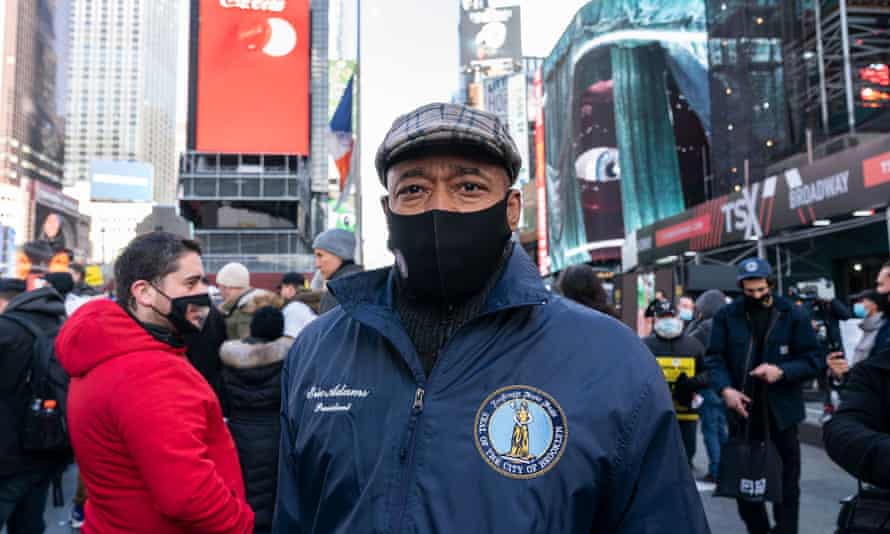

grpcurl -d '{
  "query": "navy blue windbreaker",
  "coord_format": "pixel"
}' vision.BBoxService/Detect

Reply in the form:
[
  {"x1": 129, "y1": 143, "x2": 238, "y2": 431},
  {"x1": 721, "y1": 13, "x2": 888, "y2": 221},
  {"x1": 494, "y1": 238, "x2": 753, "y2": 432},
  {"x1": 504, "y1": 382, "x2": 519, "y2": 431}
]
[{"x1": 273, "y1": 245, "x2": 710, "y2": 533}]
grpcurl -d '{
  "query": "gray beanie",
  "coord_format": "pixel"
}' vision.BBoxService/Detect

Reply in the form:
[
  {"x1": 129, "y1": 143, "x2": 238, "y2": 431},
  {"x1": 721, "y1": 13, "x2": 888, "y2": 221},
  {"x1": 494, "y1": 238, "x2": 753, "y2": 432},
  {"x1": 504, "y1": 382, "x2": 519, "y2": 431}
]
[{"x1": 312, "y1": 229, "x2": 356, "y2": 262}]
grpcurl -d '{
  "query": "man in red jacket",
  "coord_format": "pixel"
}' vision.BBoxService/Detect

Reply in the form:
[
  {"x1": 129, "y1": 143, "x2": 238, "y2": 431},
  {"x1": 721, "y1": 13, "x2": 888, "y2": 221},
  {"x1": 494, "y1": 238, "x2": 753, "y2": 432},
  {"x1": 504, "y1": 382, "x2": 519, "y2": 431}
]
[{"x1": 56, "y1": 232, "x2": 254, "y2": 534}]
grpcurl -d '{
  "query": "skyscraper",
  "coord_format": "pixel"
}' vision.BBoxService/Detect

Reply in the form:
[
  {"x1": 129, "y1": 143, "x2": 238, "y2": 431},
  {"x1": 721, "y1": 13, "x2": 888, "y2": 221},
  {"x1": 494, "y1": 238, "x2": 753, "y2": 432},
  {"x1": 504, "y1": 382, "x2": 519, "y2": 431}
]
[{"x1": 64, "y1": 0, "x2": 180, "y2": 205}]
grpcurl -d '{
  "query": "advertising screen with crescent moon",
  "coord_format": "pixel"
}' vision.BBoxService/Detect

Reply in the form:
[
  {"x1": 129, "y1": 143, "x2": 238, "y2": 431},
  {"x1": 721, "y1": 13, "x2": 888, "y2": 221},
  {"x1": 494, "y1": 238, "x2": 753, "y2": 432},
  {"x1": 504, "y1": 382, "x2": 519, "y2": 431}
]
[{"x1": 195, "y1": 0, "x2": 310, "y2": 155}]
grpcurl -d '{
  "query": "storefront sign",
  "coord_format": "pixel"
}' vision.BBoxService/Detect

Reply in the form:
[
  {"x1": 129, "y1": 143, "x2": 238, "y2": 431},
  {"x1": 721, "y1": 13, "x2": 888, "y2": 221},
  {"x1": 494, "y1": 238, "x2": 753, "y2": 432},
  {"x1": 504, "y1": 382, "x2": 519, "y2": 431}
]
[{"x1": 638, "y1": 137, "x2": 890, "y2": 264}]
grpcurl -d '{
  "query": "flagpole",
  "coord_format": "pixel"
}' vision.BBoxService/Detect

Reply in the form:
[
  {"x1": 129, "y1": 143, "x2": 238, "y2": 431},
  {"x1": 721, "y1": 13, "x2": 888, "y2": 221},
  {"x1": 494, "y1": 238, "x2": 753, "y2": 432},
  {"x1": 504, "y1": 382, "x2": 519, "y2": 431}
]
[{"x1": 353, "y1": 0, "x2": 363, "y2": 265}]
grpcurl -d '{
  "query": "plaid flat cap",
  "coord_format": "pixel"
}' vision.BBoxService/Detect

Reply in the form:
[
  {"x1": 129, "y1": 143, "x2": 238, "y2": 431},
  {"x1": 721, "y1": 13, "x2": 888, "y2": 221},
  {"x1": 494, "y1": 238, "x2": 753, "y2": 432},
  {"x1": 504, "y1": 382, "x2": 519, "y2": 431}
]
[{"x1": 375, "y1": 103, "x2": 522, "y2": 186}]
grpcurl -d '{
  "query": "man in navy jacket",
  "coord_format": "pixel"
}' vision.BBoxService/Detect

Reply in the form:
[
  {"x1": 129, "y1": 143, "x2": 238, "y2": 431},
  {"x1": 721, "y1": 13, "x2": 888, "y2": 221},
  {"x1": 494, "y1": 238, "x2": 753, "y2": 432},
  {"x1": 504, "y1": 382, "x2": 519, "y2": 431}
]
[
  {"x1": 273, "y1": 103, "x2": 709, "y2": 533},
  {"x1": 706, "y1": 258, "x2": 822, "y2": 534}
]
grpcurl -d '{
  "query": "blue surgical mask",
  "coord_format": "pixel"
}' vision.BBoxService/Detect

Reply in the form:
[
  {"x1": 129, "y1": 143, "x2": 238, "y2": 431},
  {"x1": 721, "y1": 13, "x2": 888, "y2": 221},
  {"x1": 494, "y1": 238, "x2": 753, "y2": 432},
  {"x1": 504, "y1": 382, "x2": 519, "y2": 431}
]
[
  {"x1": 853, "y1": 303, "x2": 867, "y2": 318},
  {"x1": 654, "y1": 317, "x2": 684, "y2": 339},
  {"x1": 679, "y1": 309, "x2": 694, "y2": 322}
]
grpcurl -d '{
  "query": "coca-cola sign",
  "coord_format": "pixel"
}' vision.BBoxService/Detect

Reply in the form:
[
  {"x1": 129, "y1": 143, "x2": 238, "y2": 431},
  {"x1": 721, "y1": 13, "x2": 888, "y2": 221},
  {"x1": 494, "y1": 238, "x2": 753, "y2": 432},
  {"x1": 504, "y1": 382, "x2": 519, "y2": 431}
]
[{"x1": 219, "y1": 0, "x2": 285, "y2": 13}]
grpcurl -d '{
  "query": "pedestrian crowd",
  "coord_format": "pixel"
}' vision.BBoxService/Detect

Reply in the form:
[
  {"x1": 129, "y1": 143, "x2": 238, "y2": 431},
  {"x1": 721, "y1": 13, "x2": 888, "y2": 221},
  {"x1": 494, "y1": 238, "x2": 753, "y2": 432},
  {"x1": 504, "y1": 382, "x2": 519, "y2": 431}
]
[{"x1": 1, "y1": 102, "x2": 888, "y2": 533}]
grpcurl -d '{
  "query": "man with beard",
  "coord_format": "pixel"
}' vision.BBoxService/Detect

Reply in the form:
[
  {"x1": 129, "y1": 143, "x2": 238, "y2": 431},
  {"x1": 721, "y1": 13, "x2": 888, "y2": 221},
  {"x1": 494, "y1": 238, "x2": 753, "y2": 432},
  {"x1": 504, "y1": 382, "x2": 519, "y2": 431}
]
[
  {"x1": 705, "y1": 258, "x2": 822, "y2": 534},
  {"x1": 56, "y1": 232, "x2": 254, "y2": 533},
  {"x1": 273, "y1": 103, "x2": 708, "y2": 533}
]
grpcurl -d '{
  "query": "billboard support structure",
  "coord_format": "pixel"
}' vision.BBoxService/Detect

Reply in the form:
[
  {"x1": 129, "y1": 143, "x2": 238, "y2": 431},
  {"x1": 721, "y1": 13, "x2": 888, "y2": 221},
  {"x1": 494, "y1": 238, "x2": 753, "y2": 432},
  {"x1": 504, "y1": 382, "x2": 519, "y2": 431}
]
[
  {"x1": 814, "y1": 0, "x2": 829, "y2": 136},
  {"x1": 886, "y1": 206, "x2": 890, "y2": 253},
  {"x1": 839, "y1": 0, "x2": 856, "y2": 135}
]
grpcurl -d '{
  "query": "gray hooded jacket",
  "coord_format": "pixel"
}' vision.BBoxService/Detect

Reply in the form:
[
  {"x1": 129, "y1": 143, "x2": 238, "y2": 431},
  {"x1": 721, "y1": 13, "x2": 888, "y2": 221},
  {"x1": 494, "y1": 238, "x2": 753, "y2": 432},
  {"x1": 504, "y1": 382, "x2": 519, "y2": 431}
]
[{"x1": 687, "y1": 290, "x2": 727, "y2": 351}]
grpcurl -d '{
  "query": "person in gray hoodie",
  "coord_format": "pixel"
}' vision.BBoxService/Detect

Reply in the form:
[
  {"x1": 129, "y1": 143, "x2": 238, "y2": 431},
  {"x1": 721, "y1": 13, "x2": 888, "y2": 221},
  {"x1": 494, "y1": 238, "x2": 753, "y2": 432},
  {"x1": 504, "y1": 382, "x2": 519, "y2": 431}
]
[
  {"x1": 687, "y1": 289, "x2": 729, "y2": 482},
  {"x1": 826, "y1": 290, "x2": 886, "y2": 381}
]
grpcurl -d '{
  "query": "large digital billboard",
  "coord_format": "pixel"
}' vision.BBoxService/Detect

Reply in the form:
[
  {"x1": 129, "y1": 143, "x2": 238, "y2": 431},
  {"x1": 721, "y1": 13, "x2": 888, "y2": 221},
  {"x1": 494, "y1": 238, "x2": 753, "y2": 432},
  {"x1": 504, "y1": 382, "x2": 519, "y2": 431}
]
[
  {"x1": 195, "y1": 0, "x2": 310, "y2": 155},
  {"x1": 32, "y1": 182, "x2": 82, "y2": 256},
  {"x1": 637, "y1": 137, "x2": 890, "y2": 265},
  {"x1": 459, "y1": 5, "x2": 522, "y2": 72},
  {"x1": 541, "y1": 0, "x2": 788, "y2": 272}
]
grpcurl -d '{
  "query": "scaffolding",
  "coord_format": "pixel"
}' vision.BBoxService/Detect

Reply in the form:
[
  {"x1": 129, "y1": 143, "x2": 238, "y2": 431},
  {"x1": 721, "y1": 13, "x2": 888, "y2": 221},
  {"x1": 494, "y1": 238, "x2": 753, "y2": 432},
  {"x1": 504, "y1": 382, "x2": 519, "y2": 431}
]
[
  {"x1": 178, "y1": 151, "x2": 314, "y2": 273},
  {"x1": 782, "y1": 0, "x2": 890, "y2": 142}
]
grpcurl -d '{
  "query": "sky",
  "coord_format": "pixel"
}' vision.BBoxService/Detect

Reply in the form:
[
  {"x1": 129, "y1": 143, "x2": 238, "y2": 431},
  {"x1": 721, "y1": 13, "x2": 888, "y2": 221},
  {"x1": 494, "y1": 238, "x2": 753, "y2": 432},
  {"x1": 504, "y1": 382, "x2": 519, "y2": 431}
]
[
  {"x1": 496, "y1": 0, "x2": 589, "y2": 58},
  {"x1": 170, "y1": 0, "x2": 592, "y2": 267},
  {"x1": 356, "y1": 0, "x2": 589, "y2": 267}
]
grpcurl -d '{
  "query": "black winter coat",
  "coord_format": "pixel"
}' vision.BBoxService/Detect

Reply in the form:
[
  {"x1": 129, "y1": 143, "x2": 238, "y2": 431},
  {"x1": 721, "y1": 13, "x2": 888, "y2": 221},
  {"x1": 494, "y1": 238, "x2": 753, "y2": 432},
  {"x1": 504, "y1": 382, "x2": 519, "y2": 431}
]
[
  {"x1": 184, "y1": 306, "x2": 229, "y2": 413},
  {"x1": 823, "y1": 346, "x2": 890, "y2": 488},
  {"x1": 0, "y1": 288, "x2": 67, "y2": 477},
  {"x1": 221, "y1": 336, "x2": 293, "y2": 534},
  {"x1": 705, "y1": 296, "x2": 823, "y2": 431}
]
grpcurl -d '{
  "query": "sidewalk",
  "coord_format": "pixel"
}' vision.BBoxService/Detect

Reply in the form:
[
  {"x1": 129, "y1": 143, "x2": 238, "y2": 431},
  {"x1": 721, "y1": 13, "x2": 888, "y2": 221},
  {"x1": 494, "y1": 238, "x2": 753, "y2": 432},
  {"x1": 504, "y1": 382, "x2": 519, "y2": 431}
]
[
  {"x1": 0, "y1": 464, "x2": 79, "y2": 534},
  {"x1": 801, "y1": 400, "x2": 829, "y2": 448}
]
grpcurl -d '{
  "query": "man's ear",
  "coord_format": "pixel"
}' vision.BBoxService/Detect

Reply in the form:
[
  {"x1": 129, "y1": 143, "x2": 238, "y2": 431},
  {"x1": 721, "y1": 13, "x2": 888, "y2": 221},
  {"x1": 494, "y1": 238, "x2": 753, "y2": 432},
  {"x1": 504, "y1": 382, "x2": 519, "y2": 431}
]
[
  {"x1": 380, "y1": 195, "x2": 390, "y2": 214},
  {"x1": 130, "y1": 279, "x2": 155, "y2": 308},
  {"x1": 506, "y1": 189, "x2": 522, "y2": 231}
]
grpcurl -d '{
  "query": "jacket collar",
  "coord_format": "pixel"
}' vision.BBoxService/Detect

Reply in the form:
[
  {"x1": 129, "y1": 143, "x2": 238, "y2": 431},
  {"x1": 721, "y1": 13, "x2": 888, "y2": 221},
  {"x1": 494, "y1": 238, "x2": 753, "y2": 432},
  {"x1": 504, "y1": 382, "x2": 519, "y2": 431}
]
[
  {"x1": 728, "y1": 294, "x2": 794, "y2": 316},
  {"x1": 329, "y1": 242, "x2": 549, "y2": 316},
  {"x1": 328, "y1": 243, "x2": 549, "y2": 383}
]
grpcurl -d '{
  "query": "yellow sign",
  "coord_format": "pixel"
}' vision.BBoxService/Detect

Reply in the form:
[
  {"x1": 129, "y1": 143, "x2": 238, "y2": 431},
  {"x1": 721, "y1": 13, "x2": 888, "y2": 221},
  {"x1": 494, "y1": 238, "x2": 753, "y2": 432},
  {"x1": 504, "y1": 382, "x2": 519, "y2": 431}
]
[
  {"x1": 85, "y1": 265, "x2": 104, "y2": 287},
  {"x1": 656, "y1": 356, "x2": 698, "y2": 421}
]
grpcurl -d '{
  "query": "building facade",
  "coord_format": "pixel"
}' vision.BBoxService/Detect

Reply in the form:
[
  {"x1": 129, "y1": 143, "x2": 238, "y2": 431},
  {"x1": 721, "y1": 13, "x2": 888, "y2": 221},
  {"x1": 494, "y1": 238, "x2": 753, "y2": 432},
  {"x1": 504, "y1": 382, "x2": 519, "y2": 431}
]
[
  {"x1": 0, "y1": 0, "x2": 72, "y2": 241},
  {"x1": 64, "y1": 0, "x2": 179, "y2": 204},
  {"x1": 180, "y1": 0, "x2": 319, "y2": 275}
]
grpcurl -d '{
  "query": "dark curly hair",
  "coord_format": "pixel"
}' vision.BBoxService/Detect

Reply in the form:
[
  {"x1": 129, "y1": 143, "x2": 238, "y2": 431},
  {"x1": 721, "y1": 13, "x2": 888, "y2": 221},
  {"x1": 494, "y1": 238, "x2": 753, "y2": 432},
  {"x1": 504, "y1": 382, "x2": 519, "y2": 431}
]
[
  {"x1": 557, "y1": 264, "x2": 619, "y2": 318},
  {"x1": 114, "y1": 232, "x2": 202, "y2": 307}
]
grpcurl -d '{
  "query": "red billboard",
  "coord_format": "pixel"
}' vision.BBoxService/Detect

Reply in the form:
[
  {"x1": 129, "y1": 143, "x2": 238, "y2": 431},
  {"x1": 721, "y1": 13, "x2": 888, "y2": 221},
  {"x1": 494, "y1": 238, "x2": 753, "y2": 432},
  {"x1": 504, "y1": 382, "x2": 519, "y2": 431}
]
[{"x1": 196, "y1": 0, "x2": 310, "y2": 155}]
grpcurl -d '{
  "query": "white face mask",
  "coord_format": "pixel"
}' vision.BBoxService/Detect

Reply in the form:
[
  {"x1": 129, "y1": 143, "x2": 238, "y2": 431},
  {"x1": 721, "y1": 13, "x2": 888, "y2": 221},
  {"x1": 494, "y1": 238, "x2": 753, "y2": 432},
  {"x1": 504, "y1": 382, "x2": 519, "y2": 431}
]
[{"x1": 654, "y1": 317, "x2": 684, "y2": 339}]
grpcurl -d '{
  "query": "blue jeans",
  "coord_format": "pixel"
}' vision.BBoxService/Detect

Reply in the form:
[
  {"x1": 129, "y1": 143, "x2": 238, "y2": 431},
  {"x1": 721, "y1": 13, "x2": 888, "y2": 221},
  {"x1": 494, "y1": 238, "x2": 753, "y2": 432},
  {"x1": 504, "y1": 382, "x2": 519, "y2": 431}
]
[
  {"x1": 0, "y1": 471, "x2": 52, "y2": 534},
  {"x1": 699, "y1": 388, "x2": 728, "y2": 478}
]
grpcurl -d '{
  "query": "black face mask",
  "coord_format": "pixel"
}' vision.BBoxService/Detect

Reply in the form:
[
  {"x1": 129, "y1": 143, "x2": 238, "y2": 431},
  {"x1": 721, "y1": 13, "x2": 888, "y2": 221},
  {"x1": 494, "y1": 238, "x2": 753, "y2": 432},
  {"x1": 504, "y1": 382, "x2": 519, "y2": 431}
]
[
  {"x1": 150, "y1": 285, "x2": 211, "y2": 335},
  {"x1": 744, "y1": 293, "x2": 773, "y2": 309},
  {"x1": 386, "y1": 195, "x2": 513, "y2": 306}
]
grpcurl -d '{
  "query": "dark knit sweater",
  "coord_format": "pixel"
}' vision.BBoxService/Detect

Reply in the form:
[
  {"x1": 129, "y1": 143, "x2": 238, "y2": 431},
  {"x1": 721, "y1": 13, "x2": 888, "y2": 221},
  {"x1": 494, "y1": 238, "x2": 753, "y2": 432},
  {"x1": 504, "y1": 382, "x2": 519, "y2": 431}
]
[{"x1": 395, "y1": 247, "x2": 511, "y2": 376}]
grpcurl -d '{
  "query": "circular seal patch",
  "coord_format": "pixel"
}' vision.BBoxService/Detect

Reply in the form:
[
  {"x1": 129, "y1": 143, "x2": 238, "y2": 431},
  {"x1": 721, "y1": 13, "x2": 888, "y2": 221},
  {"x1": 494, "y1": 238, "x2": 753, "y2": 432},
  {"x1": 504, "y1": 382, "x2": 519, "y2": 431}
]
[
  {"x1": 745, "y1": 260, "x2": 759, "y2": 273},
  {"x1": 474, "y1": 385, "x2": 568, "y2": 479}
]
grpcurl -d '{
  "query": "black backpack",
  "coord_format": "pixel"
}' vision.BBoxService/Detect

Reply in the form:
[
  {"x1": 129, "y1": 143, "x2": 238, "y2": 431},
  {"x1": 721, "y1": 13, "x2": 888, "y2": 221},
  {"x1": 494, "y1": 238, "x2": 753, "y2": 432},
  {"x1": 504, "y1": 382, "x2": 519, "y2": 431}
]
[{"x1": 2, "y1": 312, "x2": 71, "y2": 453}]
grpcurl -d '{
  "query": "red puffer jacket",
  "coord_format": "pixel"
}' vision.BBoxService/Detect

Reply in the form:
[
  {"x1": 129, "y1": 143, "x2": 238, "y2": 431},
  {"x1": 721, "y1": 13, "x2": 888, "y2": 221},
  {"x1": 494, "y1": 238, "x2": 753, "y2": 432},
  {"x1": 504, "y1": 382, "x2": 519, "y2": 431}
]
[{"x1": 56, "y1": 299, "x2": 254, "y2": 533}]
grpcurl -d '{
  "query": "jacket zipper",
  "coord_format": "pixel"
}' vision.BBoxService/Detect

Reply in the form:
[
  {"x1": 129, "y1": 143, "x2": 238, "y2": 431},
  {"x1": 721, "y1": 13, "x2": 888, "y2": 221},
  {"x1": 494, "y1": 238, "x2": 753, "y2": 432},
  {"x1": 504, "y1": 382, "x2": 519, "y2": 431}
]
[
  {"x1": 741, "y1": 310, "x2": 780, "y2": 393},
  {"x1": 390, "y1": 299, "x2": 546, "y2": 532},
  {"x1": 741, "y1": 313, "x2": 755, "y2": 393},
  {"x1": 394, "y1": 385, "x2": 425, "y2": 532}
]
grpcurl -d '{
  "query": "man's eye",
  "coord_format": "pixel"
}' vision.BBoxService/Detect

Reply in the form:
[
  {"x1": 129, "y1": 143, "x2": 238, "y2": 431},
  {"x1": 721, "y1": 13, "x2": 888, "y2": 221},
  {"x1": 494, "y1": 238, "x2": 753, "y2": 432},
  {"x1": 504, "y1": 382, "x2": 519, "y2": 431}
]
[
  {"x1": 398, "y1": 185, "x2": 425, "y2": 196},
  {"x1": 460, "y1": 183, "x2": 484, "y2": 193}
]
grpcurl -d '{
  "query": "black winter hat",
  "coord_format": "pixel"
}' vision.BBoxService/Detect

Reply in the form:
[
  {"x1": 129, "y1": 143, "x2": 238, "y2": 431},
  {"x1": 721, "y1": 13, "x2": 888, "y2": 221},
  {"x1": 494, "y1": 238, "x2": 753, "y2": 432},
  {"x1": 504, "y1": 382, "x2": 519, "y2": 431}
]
[
  {"x1": 43, "y1": 272, "x2": 75, "y2": 296},
  {"x1": 250, "y1": 306, "x2": 284, "y2": 342}
]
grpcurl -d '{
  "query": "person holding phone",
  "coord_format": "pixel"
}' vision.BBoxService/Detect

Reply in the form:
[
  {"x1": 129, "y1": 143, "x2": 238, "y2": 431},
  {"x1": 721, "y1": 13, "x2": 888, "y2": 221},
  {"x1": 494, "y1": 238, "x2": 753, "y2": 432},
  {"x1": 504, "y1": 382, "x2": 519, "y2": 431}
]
[{"x1": 827, "y1": 291, "x2": 886, "y2": 382}]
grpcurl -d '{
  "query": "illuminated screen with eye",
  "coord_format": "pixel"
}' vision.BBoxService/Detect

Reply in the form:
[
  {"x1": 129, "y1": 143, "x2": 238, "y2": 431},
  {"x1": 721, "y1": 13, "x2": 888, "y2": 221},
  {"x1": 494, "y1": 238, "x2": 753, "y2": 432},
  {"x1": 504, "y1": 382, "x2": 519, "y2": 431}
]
[{"x1": 574, "y1": 147, "x2": 621, "y2": 183}]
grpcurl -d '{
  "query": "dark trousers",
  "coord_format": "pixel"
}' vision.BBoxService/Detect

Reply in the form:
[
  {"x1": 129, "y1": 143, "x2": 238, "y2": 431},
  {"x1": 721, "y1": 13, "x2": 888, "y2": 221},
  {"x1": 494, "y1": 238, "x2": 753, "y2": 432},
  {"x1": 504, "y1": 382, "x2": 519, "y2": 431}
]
[
  {"x1": 0, "y1": 471, "x2": 52, "y2": 534},
  {"x1": 730, "y1": 410, "x2": 802, "y2": 534},
  {"x1": 73, "y1": 473, "x2": 87, "y2": 507},
  {"x1": 678, "y1": 419, "x2": 698, "y2": 465}
]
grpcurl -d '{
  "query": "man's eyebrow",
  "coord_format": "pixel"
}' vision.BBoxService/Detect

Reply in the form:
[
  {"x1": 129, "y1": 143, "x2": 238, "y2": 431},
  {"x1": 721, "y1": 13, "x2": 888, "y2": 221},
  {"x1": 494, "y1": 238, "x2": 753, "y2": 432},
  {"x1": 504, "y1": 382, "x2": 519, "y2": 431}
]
[{"x1": 394, "y1": 167, "x2": 428, "y2": 183}]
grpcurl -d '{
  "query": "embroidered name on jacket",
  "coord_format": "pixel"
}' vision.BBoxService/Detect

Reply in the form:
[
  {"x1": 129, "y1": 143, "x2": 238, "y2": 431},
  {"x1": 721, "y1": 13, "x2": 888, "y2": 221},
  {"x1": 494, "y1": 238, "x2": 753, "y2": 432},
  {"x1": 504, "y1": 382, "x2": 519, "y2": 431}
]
[
  {"x1": 307, "y1": 384, "x2": 370, "y2": 413},
  {"x1": 474, "y1": 385, "x2": 568, "y2": 479}
]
